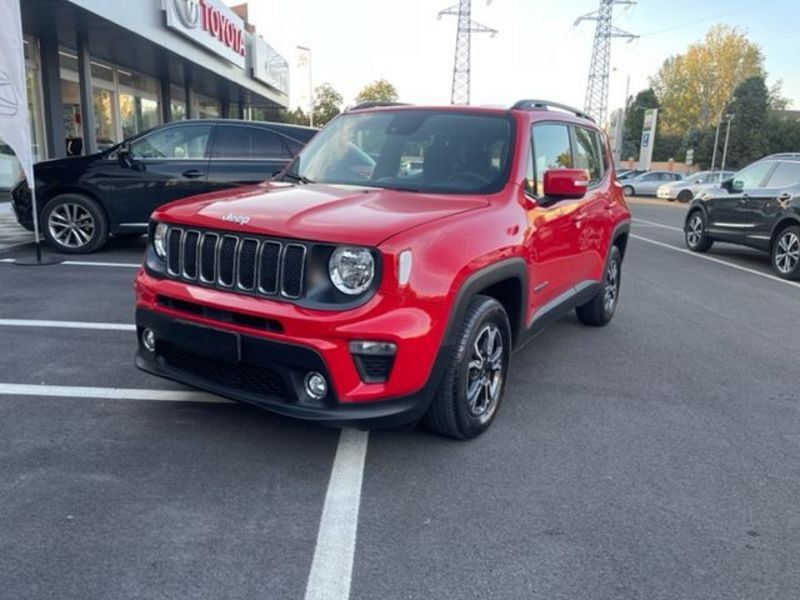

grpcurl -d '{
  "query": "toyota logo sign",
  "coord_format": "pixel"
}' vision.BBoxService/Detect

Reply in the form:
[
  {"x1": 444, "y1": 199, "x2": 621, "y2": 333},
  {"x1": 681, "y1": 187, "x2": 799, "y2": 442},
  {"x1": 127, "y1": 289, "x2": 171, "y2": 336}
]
[{"x1": 172, "y1": 0, "x2": 200, "y2": 29}]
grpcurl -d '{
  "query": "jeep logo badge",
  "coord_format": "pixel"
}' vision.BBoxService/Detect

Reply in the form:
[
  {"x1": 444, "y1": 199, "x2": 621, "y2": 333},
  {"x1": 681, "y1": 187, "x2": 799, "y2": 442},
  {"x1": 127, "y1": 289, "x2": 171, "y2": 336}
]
[{"x1": 222, "y1": 213, "x2": 250, "y2": 225}]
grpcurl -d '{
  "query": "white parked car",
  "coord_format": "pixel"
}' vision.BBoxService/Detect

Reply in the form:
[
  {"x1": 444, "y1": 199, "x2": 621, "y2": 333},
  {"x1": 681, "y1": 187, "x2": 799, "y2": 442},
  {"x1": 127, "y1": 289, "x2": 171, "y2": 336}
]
[
  {"x1": 656, "y1": 170, "x2": 735, "y2": 202},
  {"x1": 621, "y1": 171, "x2": 684, "y2": 196}
]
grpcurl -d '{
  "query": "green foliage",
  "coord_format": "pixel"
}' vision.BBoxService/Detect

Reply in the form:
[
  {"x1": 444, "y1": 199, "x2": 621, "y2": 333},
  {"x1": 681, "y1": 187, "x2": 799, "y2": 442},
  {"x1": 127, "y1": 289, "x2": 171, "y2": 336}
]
[
  {"x1": 354, "y1": 79, "x2": 400, "y2": 106},
  {"x1": 313, "y1": 83, "x2": 344, "y2": 127},
  {"x1": 651, "y1": 24, "x2": 765, "y2": 135},
  {"x1": 275, "y1": 107, "x2": 311, "y2": 126},
  {"x1": 718, "y1": 76, "x2": 770, "y2": 169},
  {"x1": 653, "y1": 134, "x2": 683, "y2": 162}
]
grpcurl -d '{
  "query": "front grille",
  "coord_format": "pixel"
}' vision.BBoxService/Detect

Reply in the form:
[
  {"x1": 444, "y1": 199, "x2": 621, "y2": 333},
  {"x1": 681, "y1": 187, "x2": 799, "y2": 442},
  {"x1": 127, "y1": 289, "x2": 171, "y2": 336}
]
[
  {"x1": 164, "y1": 227, "x2": 308, "y2": 299},
  {"x1": 160, "y1": 344, "x2": 292, "y2": 400}
]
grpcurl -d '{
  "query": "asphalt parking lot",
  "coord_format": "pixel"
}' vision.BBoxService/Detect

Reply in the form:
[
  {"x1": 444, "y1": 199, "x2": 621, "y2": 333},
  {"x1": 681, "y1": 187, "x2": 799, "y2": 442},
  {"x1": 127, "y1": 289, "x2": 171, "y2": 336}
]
[{"x1": 1, "y1": 198, "x2": 799, "y2": 600}]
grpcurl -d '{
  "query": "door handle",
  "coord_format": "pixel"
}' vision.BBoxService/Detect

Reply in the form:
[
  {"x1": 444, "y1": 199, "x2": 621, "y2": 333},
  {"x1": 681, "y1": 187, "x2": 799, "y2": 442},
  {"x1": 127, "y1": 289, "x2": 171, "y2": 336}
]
[{"x1": 182, "y1": 169, "x2": 205, "y2": 179}]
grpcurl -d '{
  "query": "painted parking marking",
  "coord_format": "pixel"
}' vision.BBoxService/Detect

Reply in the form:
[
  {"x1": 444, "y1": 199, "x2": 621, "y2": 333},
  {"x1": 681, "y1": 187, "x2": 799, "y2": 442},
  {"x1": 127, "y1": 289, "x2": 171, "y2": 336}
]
[
  {"x1": 304, "y1": 429, "x2": 369, "y2": 600},
  {"x1": 0, "y1": 318, "x2": 135, "y2": 331},
  {"x1": 632, "y1": 217, "x2": 683, "y2": 232},
  {"x1": 0, "y1": 258, "x2": 139, "y2": 268},
  {"x1": 0, "y1": 383, "x2": 229, "y2": 403},
  {"x1": 630, "y1": 234, "x2": 800, "y2": 290}
]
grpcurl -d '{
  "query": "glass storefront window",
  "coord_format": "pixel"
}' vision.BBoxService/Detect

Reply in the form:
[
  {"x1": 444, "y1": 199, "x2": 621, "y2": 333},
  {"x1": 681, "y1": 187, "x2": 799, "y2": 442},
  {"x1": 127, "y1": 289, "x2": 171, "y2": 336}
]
[
  {"x1": 195, "y1": 94, "x2": 221, "y2": 119},
  {"x1": 93, "y1": 88, "x2": 117, "y2": 150},
  {"x1": 120, "y1": 94, "x2": 159, "y2": 140}
]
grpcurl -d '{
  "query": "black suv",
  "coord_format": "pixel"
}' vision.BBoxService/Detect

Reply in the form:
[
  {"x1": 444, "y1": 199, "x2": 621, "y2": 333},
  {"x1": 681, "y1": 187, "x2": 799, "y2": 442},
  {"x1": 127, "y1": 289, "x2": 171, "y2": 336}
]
[
  {"x1": 10, "y1": 119, "x2": 316, "y2": 253},
  {"x1": 684, "y1": 153, "x2": 800, "y2": 279}
]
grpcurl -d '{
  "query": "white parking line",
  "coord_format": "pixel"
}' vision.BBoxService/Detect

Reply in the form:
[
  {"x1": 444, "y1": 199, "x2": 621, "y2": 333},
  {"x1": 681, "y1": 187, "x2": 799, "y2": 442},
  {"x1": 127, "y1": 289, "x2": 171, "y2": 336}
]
[
  {"x1": 632, "y1": 217, "x2": 683, "y2": 232},
  {"x1": 304, "y1": 428, "x2": 369, "y2": 600},
  {"x1": 0, "y1": 258, "x2": 139, "y2": 268},
  {"x1": 631, "y1": 234, "x2": 800, "y2": 290},
  {"x1": 0, "y1": 319, "x2": 135, "y2": 331},
  {"x1": 0, "y1": 383, "x2": 229, "y2": 403}
]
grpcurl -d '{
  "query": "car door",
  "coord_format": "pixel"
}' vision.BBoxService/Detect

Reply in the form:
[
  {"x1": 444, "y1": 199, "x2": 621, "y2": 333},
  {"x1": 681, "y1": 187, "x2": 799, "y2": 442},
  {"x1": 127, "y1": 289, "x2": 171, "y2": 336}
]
[
  {"x1": 206, "y1": 124, "x2": 293, "y2": 194},
  {"x1": 92, "y1": 123, "x2": 213, "y2": 229},
  {"x1": 633, "y1": 172, "x2": 661, "y2": 195},
  {"x1": 571, "y1": 124, "x2": 610, "y2": 282},
  {"x1": 524, "y1": 122, "x2": 587, "y2": 323},
  {"x1": 739, "y1": 161, "x2": 800, "y2": 249},
  {"x1": 705, "y1": 160, "x2": 777, "y2": 243}
]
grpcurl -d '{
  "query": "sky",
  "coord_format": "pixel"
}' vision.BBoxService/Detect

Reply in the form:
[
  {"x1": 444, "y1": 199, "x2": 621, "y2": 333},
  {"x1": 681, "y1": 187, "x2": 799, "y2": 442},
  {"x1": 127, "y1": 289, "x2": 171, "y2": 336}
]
[{"x1": 238, "y1": 0, "x2": 799, "y2": 113}]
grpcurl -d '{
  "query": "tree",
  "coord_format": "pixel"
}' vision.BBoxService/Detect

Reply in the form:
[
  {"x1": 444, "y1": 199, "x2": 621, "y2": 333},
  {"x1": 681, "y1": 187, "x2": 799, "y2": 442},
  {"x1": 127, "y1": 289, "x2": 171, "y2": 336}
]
[
  {"x1": 621, "y1": 89, "x2": 658, "y2": 160},
  {"x1": 719, "y1": 76, "x2": 770, "y2": 169},
  {"x1": 354, "y1": 79, "x2": 399, "y2": 106},
  {"x1": 312, "y1": 83, "x2": 343, "y2": 127},
  {"x1": 275, "y1": 107, "x2": 310, "y2": 126},
  {"x1": 651, "y1": 25, "x2": 765, "y2": 136}
]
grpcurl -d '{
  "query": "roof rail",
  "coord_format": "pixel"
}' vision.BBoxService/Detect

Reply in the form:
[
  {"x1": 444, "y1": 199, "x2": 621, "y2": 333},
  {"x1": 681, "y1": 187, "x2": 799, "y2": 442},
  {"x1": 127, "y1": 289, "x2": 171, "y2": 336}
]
[
  {"x1": 764, "y1": 152, "x2": 800, "y2": 160},
  {"x1": 347, "y1": 101, "x2": 410, "y2": 111},
  {"x1": 511, "y1": 99, "x2": 595, "y2": 122}
]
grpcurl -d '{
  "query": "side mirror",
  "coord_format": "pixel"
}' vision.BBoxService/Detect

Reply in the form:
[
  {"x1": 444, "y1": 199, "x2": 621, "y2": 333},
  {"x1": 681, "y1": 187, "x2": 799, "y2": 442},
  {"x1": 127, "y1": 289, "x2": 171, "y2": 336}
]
[
  {"x1": 542, "y1": 169, "x2": 590, "y2": 200},
  {"x1": 730, "y1": 179, "x2": 744, "y2": 193},
  {"x1": 117, "y1": 143, "x2": 133, "y2": 167}
]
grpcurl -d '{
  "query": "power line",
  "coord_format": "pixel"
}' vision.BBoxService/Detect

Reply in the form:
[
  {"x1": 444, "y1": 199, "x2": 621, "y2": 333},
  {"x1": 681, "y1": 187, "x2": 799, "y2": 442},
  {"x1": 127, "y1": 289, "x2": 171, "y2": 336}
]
[
  {"x1": 575, "y1": 0, "x2": 638, "y2": 125},
  {"x1": 438, "y1": 0, "x2": 497, "y2": 105}
]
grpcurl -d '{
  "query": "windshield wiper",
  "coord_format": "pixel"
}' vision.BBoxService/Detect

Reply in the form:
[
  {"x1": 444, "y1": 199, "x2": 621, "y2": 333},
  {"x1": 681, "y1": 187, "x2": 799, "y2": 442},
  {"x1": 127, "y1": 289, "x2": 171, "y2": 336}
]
[{"x1": 283, "y1": 172, "x2": 315, "y2": 185}]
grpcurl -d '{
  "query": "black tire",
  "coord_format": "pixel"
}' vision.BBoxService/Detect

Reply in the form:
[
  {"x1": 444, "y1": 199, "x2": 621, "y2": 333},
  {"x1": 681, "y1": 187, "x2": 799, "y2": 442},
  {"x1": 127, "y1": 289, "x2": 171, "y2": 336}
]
[
  {"x1": 771, "y1": 225, "x2": 800, "y2": 280},
  {"x1": 576, "y1": 245, "x2": 622, "y2": 327},
  {"x1": 623, "y1": 185, "x2": 634, "y2": 197},
  {"x1": 677, "y1": 189, "x2": 693, "y2": 203},
  {"x1": 42, "y1": 193, "x2": 109, "y2": 254},
  {"x1": 424, "y1": 295, "x2": 511, "y2": 440},
  {"x1": 684, "y1": 210, "x2": 713, "y2": 253}
]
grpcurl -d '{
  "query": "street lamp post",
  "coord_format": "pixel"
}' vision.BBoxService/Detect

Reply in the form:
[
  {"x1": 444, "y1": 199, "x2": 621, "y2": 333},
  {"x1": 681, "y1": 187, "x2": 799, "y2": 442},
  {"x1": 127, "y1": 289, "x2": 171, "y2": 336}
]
[
  {"x1": 297, "y1": 45, "x2": 313, "y2": 127},
  {"x1": 721, "y1": 113, "x2": 734, "y2": 171},
  {"x1": 710, "y1": 116, "x2": 722, "y2": 171}
]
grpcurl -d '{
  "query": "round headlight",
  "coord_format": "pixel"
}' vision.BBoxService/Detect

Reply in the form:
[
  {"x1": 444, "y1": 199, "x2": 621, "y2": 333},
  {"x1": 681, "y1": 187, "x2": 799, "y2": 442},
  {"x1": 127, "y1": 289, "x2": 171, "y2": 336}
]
[
  {"x1": 329, "y1": 246, "x2": 375, "y2": 295},
  {"x1": 153, "y1": 222, "x2": 169, "y2": 260}
]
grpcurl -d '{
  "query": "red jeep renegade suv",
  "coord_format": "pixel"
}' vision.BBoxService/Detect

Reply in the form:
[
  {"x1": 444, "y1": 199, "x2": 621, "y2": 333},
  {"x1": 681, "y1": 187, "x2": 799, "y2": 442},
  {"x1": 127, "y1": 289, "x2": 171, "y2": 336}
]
[{"x1": 135, "y1": 100, "x2": 631, "y2": 439}]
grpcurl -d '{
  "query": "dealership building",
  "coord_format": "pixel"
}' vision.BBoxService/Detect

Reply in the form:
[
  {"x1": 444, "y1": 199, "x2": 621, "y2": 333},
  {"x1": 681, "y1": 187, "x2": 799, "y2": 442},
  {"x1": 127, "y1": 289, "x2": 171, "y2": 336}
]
[{"x1": 2, "y1": 0, "x2": 289, "y2": 187}]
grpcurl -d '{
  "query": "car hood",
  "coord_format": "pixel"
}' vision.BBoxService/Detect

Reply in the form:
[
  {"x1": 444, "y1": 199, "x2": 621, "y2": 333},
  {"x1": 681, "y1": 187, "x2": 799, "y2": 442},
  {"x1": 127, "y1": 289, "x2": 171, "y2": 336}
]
[
  {"x1": 153, "y1": 182, "x2": 490, "y2": 246},
  {"x1": 34, "y1": 153, "x2": 104, "y2": 173}
]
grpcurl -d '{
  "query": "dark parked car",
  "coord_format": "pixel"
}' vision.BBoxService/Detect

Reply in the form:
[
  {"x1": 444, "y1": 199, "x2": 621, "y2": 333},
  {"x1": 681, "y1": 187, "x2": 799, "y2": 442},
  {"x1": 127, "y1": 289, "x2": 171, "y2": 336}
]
[
  {"x1": 684, "y1": 153, "x2": 800, "y2": 279},
  {"x1": 10, "y1": 119, "x2": 317, "y2": 253}
]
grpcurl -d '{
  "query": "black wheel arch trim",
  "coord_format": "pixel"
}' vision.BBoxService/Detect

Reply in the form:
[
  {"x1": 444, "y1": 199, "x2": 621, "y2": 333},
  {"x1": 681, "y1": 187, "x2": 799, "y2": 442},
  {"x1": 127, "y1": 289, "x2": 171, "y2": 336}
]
[
  {"x1": 441, "y1": 257, "x2": 529, "y2": 351},
  {"x1": 770, "y1": 217, "x2": 800, "y2": 246}
]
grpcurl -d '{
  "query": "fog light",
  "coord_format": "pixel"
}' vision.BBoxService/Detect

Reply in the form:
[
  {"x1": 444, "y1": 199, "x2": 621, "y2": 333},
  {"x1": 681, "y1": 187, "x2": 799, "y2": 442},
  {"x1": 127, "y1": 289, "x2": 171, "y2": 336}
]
[
  {"x1": 305, "y1": 372, "x2": 328, "y2": 400},
  {"x1": 142, "y1": 328, "x2": 156, "y2": 352},
  {"x1": 349, "y1": 340, "x2": 397, "y2": 356}
]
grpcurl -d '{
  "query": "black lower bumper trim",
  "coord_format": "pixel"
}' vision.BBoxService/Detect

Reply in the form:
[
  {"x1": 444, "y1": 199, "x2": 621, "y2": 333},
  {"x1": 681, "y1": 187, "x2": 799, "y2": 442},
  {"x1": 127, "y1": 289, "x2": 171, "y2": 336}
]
[{"x1": 135, "y1": 308, "x2": 438, "y2": 428}]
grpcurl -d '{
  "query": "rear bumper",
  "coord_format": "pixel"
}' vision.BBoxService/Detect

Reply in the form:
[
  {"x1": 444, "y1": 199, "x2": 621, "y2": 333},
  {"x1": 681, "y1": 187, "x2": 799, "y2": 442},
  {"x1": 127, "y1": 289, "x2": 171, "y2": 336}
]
[{"x1": 134, "y1": 307, "x2": 442, "y2": 428}]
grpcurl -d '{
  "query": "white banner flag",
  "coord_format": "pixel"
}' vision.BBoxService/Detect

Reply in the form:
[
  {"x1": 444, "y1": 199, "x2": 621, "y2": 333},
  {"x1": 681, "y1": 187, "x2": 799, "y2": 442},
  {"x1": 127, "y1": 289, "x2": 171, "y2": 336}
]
[{"x1": 0, "y1": 0, "x2": 32, "y2": 187}]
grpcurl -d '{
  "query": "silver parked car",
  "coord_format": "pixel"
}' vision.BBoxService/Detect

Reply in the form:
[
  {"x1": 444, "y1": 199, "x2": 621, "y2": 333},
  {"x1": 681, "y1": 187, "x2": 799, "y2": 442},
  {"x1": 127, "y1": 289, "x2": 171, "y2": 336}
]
[
  {"x1": 621, "y1": 171, "x2": 684, "y2": 196},
  {"x1": 656, "y1": 170, "x2": 735, "y2": 202}
]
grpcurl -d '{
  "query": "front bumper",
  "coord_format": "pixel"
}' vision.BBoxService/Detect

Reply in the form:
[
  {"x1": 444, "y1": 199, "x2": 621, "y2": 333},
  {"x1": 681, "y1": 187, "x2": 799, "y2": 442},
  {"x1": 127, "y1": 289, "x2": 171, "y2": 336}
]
[
  {"x1": 134, "y1": 266, "x2": 451, "y2": 426},
  {"x1": 135, "y1": 308, "x2": 439, "y2": 428}
]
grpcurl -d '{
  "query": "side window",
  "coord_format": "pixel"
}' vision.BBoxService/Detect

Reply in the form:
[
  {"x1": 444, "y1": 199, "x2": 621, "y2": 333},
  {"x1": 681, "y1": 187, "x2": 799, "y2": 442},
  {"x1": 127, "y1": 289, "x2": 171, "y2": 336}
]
[
  {"x1": 573, "y1": 127, "x2": 602, "y2": 183},
  {"x1": 531, "y1": 123, "x2": 573, "y2": 196},
  {"x1": 732, "y1": 161, "x2": 774, "y2": 190},
  {"x1": 213, "y1": 126, "x2": 286, "y2": 159},
  {"x1": 765, "y1": 162, "x2": 800, "y2": 188},
  {"x1": 129, "y1": 125, "x2": 212, "y2": 159}
]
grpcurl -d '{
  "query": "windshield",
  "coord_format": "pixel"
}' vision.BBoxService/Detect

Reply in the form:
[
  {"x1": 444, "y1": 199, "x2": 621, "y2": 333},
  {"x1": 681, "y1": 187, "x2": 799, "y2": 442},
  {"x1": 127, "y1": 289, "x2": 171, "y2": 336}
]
[{"x1": 285, "y1": 110, "x2": 514, "y2": 194}]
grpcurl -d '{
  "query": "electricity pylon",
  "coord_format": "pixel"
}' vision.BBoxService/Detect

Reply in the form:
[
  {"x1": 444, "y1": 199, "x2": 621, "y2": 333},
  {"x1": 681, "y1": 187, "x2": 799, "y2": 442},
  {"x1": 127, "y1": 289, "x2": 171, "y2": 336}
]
[
  {"x1": 439, "y1": 0, "x2": 497, "y2": 105},
  {"x1": 575, "y1": 0, "x2": 637, "y2": 125}
]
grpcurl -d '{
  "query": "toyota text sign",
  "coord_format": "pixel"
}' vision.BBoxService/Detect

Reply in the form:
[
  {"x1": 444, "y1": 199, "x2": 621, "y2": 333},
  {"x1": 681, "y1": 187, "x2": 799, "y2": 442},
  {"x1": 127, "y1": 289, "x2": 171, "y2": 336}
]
[{"x1": 163, "y1": 0, "x2": 246, "y2": 69}]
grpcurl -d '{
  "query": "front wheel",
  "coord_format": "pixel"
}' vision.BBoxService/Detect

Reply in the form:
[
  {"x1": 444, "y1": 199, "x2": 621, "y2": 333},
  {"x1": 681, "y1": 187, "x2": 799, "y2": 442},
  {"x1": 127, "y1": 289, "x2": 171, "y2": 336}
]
[
  {"x1": 424, "y1": 295, "x2": 511, "y2": 440},
  {"x1": 771, "y1": 226, "x2": 800, "y2": 280},
  {"x1": 576, "y1": 245, "x2": 622, "y2": 327},
  {"x1": 685, "y1": 211, "x2": 713, "y2": 252},
  {"x1": 42, "y1": 194, "x2": 109, "y2": 254},
  {"x1": 623, "y1": 185, "x2": 634, "y2": 197},
  {"x1": 677, "y1": 190, "x2": 693, "y2": 203}
]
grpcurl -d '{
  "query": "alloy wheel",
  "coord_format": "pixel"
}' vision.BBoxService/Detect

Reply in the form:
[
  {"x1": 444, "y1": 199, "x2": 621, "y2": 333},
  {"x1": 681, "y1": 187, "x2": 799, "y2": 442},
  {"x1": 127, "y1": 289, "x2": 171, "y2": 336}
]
[
  {"x1": 466, "y1": 323, "x2": 504, "y2": 421},
  {"x1": 775, "y1": 231, "x2": 800, "y2": 274},
  {"x1": 686, "y1": 214, "x2": 704, "y2": 247},
  {"x1": 48, "y1": 203, "x2": 95, "y2": 249},
  {"x1": 603, "y1": 258, "x2": 620, "y2": 314}
]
